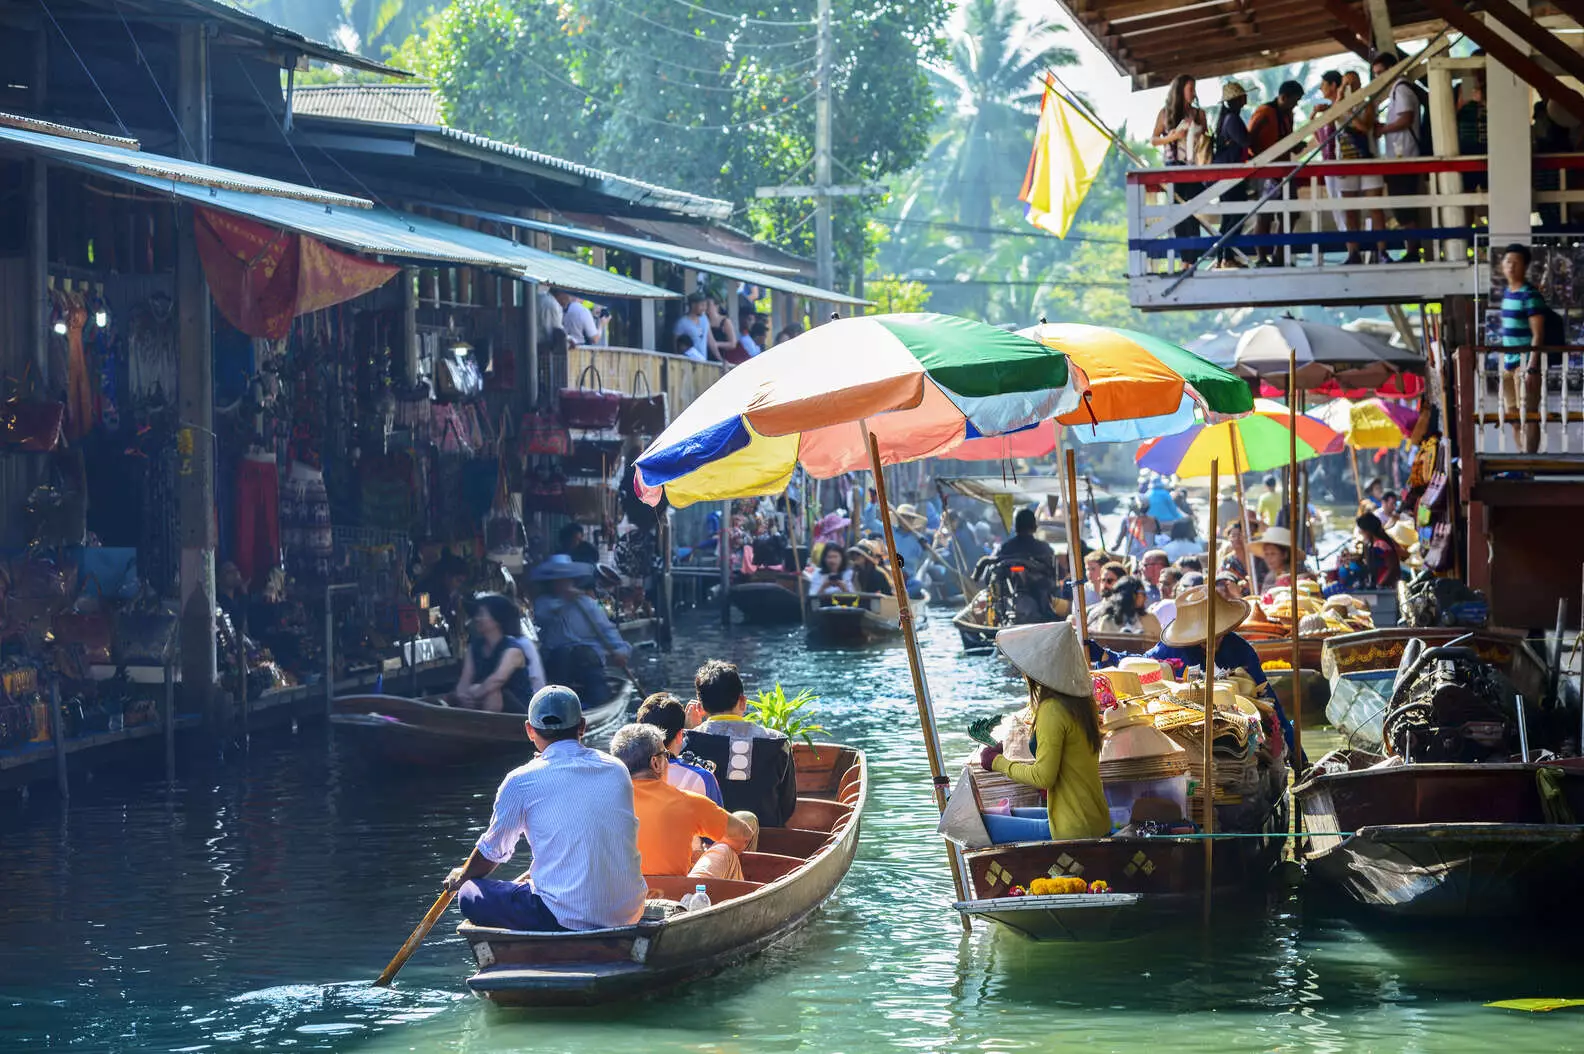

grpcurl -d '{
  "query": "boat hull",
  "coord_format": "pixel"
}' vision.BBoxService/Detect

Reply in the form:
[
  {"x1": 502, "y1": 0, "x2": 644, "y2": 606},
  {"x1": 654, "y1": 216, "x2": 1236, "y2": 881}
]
[
  {"x1": 956, "y1": 796, "x2": 1288, "y2": 941},
  {"x1": 1296, "y1": 759, "x2": 1584, "y2": 919},
  {"x1": 459, "y1": 743, "x2": 866, "y2": 1005},
  {"x1": 953, "y1": 610, "x2": 997, "y2": 652},
  {"x1": 805, "y1": 592, "x2": 925, "y2": 644},
  {"x1": 331, "y1": 676, "x2": 632, "y2": 766},
  {"x1": 730, "y1": 577, "x2": 804, "y2": 625}
]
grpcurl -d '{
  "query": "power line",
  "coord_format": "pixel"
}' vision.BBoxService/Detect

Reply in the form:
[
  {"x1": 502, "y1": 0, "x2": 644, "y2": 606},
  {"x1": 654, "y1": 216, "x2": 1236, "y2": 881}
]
[
  {"x1": 113, "y1": 0, "x2": 199, "y2": 159},
  {"x1": 595, "y1": 35, "x2": 818, "y2": 78},
  {"x1": 875, "y1": 214, "x2": 1127, "y2": 244},
  {"x1": 907, "y1": 277, "x2": 1129, "y2": 288},
  {"x1": 520, "y1": 54, "x2": 816, "y2": 131},
  {"x1": 650, "y1": 0, "x2": 815, "y2": 27},
  {"x1": 37, "y1": 0, "x2": 130, "y2": 136},
  {"x1": 600, "y1": 0, "x2": 816, "y2": 48}
]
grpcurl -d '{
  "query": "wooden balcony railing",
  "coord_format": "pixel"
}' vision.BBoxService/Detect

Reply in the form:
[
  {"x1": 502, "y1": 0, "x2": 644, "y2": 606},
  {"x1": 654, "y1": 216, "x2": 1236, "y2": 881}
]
[{"x1": 566, "y1": 344, "x2": 724, "y2": 423}]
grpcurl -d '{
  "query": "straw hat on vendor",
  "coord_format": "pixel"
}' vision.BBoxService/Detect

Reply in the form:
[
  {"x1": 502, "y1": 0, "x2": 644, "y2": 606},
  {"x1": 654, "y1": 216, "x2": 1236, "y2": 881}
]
[
  {"x1": 979, "y1": 622, "x2": 1112, "y2": 840},
  {"x1": 1163, "y1": 583, "x2": 1251, "y2": 647},
  {"x1": 891, "y1": 504, "x2": 928, "y2": 532}
]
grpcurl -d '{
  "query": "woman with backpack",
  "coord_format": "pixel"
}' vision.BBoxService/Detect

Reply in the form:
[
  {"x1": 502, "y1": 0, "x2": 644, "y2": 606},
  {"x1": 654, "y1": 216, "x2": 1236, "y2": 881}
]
[
  {"x1": 1151, "y1": 74, "x2": 1210, "y2": 269},
  {"x1": 1212, "y1": 80, "x2": 1252, "y2": 268}
]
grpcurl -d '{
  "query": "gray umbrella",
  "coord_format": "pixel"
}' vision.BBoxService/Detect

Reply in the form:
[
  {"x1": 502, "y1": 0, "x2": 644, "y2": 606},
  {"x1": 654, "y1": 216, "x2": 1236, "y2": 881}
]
[{"x1": 1233, "y1": 317, "x2": 1424, "y2": 391}]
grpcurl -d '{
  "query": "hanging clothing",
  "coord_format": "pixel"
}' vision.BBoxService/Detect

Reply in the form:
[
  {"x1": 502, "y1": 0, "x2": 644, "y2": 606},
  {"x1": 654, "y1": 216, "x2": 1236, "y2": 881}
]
[{"x1": 235, "y1": 453, "x2": 281, "y2": 588}]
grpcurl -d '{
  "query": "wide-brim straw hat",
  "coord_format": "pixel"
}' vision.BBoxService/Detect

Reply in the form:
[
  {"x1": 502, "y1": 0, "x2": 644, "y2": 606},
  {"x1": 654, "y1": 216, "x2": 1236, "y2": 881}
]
[
  {"x1": 530, "y1": 553, "x2": 596, "y2": 581},
  {"x1": 892, "y1": 504, "x2": 928, "y2": 531},
  {"x1": 1162, "y1": 583, "x2": 1251, "y2": 646},
  {"x1": 1222, "y1": 79, "x2": 1249, "y2": 103},
  {"x1": 996, "y1": 622, "x2": 1092, "y2": 698},
  {"x1": 1258, "y1": 526, "x2": 1293, "y2": 550},
  {"x1": 1093, "y1": 668, "x2": 1146, "y2": 702},
  {"x1": 1118, "y1": 656, "x2": 1175, "y2": 694}
]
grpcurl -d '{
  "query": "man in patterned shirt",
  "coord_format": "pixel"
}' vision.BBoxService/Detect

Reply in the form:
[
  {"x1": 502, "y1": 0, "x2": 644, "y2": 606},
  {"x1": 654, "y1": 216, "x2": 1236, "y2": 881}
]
[
  {"x1": 445, "y1": 685, "x2": 646, "y2": 931},
  {"x1": 1499, "y1": 243, "x2": 1547, "y2": 454}
]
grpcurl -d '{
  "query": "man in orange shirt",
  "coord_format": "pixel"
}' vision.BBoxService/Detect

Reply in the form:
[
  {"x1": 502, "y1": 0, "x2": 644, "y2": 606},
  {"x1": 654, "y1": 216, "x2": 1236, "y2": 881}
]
[
  {"x1": 611, "y1": 724, "x2": 757, "y2": 877},
  {"x1": 1245, "y1": 79, "x2": 1304, "y2": 267}
]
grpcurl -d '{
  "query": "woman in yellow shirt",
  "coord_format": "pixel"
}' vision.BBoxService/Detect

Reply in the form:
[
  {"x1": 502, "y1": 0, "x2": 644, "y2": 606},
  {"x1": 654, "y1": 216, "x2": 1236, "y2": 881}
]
[{"x1": 980, "y1": 622, "x2": 1111, "y2": 840}]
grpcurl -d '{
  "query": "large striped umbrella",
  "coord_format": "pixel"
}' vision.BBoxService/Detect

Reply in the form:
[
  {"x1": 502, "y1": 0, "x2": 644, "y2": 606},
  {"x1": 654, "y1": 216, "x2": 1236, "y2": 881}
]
[
  {"x1": 942, "y1": 322, "x2": 1253, "y2": 459},
  {"x1": 1135, "y1": 398, "x2": 1344, "y2": 477},
  {"x1": 633, "y1": 313, "x2": 1084, "y2": 507},
  {"x1": 1235, "y1": 317, "x2": 1422, "y2": 391}
]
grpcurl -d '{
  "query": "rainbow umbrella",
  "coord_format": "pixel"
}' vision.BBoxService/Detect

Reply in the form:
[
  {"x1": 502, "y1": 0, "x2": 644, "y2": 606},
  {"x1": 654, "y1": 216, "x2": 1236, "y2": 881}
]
[
  {"x1": 1135, "y1": 399, "x2": 1344, "y2": 478},
  {"x1": 633, "y1": 313, "x2": 1084, "y2": 507},
  {"x1": 942, "y1": 322, "x2": 1253, "y2": 459},
  {"x1": 1313, "y1": 397, "x2": 1418, "y2": 450}
]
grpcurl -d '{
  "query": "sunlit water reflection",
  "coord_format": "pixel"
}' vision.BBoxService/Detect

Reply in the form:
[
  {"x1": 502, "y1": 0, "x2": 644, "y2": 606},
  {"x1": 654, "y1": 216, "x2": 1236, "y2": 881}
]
[{"x1": 2, "y1": 609, "x2": 1580, "y2": 1053}]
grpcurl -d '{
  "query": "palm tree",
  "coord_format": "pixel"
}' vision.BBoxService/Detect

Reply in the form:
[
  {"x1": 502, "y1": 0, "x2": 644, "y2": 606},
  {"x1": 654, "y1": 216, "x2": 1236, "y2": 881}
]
[{"x1": 924, "y1": 0, "x2": 1077, "y2": 244}]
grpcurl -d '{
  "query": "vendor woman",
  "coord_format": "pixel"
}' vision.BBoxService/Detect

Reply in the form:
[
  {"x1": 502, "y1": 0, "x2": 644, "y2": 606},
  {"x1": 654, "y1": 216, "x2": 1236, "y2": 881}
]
[
  {"x1": 978, "y1": 622, "x2": 1110, "y2": 841},
  {"x1": 452, "y1": 593, "x2": 546, "y2": 713},
  {"x1": 1092, "y1": 583, "x2": 1294, "y2": 756}
]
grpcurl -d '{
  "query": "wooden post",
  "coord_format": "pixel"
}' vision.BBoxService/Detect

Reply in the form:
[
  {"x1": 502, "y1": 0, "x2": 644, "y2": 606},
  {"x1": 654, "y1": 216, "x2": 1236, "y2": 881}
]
[
  {"x1": 175, "y1": 23, "x2": 217, "y2": 729},
  {"x1": 784, "y1": 489, "x2": 807, "y2": 627},
  {"x1": 1349, "y1": 445, "x2": 1364, "y2": 509},
  {"x1": 1202, "y1": 459, "x2": 1220, "y2": 920},
  {"x1": 1288, "y1": 353, "x2": 1304, "y2": 772},
  {"x1": 639, "y1": 259, "x2": 657, "y2": 352},
  {"x1": 1231, "y1": 440, "x2": 1248, "y2": 539},
  {"x1": 719, "y1": 500, "x2": 732, "y2": 627},
  {"x1": 164, "y1": 661, "x2": 176, "y2": 783},
  {"x1": 1063, "y1": 445, "x2": 1089, "y2": 641},
  {"x1": 865, "y1": 427, "x2": 972, "y2": 927},
  {"x1": 324, "y1": 583, "x2": 336, "y2": 717},
  {"x1": 50, "y1": 679, "x2": 68, "y2": 798}
]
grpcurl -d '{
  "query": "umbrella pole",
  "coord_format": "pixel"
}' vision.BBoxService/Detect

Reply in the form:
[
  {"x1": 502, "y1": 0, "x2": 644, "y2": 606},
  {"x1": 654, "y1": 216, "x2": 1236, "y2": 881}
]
[
  {"x1": 1203, "y1": 458, "x2": 1221, "y2": 924},
  {"x1": 1231, "y1": 440, "x2": 1248, "y2": 540},
  {"x1": 785, "y1": 488, "x2": 807, "y2": 627},
  {"x1": 864, "y1": 427, "x2": 972, "y2": 930},
  {"x1": 1349, "y1": 446, "x2": 1363, "y2": 511},
  {"x1": 1288, "y1": 352, "x2": 1304, "y2": 775},
  {"x1": 1062, "y1": 442, "x2": 1089, "y2": 644}
]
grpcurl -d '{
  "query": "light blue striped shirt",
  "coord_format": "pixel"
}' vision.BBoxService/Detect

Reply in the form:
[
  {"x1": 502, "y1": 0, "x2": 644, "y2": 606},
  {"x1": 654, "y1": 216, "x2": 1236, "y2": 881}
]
[{"x1": 475, "y1": 740, "x2": 646, "y2": 930}]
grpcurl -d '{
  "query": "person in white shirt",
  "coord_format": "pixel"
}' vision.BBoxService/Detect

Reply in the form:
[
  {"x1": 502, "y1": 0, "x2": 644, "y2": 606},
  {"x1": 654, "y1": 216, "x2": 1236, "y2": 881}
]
[
  {"x1": 673, "y1": 292, "x2": 713, "y2": 362},
  {"x1": 1372, "y1": 51, "x2": 1424, "y2": 263},
  {"x1": 536, "y1": 287, "x2": 565, "y2": 350},
  {"x1": 445, "y1": 685, "x2": 646, "y2": 932},
  {"x1": 555, "y1": 289, "x2": 605, "y2": 348}
]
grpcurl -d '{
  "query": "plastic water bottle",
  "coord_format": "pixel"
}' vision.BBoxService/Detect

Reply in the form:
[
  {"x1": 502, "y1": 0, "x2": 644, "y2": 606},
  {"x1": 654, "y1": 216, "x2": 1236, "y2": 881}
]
[{"x1": 681, "y1": 883, "x2": 711, "y2": 911}]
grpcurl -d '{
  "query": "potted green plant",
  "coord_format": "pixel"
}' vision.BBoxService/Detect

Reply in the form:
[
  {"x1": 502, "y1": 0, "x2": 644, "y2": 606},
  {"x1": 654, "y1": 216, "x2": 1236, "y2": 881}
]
[{"x1": 747, "y1": 684, "x2": 826, "y2": 748}]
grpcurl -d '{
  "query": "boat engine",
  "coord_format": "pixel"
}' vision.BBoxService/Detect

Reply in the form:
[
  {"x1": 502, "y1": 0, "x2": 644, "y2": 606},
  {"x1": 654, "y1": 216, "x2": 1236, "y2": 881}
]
[
  {"x1": 1382, "y1": 642, "x2": 1521, "y2": 762},
  {"x1": 977, "y1": 557, "x2": 1060, "y2": 626}
]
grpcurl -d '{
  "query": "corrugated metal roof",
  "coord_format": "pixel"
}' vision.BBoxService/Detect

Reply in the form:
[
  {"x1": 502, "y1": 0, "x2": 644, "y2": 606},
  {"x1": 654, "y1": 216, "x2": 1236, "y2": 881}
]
[
  {"x1": 291, "y1": 85, "x2": 443, "y2": 127},
  {"x1": 451, "y1": 209, "x2": 871, "y2": 306},
  {"x1": 450, "y1": 208, "x2": 800, "y2": 275},
  {"x1": 0, "y1": 111, "x2": 140, "y2": 149},
  {"x1": 75, "y1": 163, "x2": 678, "y2": 299},
  {"x1": 0, "y1": 125, "x2": 369, "y2": 209},
  {"x1": 134, "y1": 0, "x2": 407, "y2": 77}
]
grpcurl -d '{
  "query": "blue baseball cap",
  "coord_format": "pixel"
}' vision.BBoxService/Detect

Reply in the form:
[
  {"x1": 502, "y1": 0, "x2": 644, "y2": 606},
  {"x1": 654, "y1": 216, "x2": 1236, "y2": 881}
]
[{"x1": 528, "y1": 685, "x2": 583, "y2": 731}]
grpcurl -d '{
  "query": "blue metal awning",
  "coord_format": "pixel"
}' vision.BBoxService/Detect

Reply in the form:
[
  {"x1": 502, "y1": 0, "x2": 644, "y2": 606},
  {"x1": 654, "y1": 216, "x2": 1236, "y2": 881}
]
[
  {"x1": 72, "y1": 163, "x2": 678, "y2": 298},
  {"x1": 447, "y1": 208, "x2": 873, "y2": 306}
]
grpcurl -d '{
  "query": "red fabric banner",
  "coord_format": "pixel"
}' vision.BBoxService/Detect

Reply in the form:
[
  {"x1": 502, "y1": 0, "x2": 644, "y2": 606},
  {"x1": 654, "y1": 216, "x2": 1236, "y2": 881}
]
[{"x1": 194, "y1": 207, "x2": 399, "y2": 339}]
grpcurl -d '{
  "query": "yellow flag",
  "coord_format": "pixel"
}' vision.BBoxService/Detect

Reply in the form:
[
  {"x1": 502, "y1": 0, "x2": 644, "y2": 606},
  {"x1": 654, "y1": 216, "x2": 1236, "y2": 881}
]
[
  {"x1": 991, "y1": 493, "x2": 1016, "y2": 532},
  {"x1": 1019, "y1": 78, "x2": 1113, "y2": 238}
]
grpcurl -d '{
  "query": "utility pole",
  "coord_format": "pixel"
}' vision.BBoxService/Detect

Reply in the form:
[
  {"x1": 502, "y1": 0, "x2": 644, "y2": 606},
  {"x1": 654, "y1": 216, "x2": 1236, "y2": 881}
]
[
  {"x1": 755, "y1": 0, "x2": 884, "y2": 298},
  {"x1": 813, "y1": 0, "x2": 833, "y2": 292}
]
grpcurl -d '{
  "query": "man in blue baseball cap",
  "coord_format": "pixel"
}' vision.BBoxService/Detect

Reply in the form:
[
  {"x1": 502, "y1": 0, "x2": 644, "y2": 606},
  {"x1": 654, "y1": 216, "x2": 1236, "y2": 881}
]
[{"x1": 444, "y1": 685, "x2": 645, "y2": 931}]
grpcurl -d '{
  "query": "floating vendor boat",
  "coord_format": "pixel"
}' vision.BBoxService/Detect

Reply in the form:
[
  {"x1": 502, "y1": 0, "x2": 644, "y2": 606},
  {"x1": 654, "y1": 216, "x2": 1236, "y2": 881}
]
[
  {"x1": 947, "y1": 664, "x2": 1289, "y2": 942},
  {"x1": 729, "y1": 569, "x2": 805, "y2": 625},
  {"x1": 458, "y1": 742, "x2": 866, "y2": 1006},
  {"x1": 1321, "y1": 626, "x2": 1547, "y2": 752},
  {"x1": 330, "y1": 673, "x2": 634, "y2": 766},
  {"x1": 806, "y1": 589, "x2": 926, "y2": 645},
  {"x1": 1298, "y1": 637, "x2": 1584, "y2": 920}
]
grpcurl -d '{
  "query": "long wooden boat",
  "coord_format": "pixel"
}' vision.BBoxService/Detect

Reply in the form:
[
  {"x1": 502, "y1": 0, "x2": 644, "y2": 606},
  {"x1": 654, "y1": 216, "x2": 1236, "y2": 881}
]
[
  {"x1": 729, "y1": 570, "x2": 804, "y2": 625},
  {"x1": 955, "y1": 792, "x2": 1289, "y2": 941},
  {"x1": 953, "y1": 607, "x2": 998, "y2": 653},
  {"x1": 805, "y1": 590, "x2": 926, "y2": 644},
  {"x1": 1247, "y1": 634, "x2": 1326, "y2": 672},
  {"x1": 330, "y1": 673, "x2": 634, "y2": 766},
  {"x1": 458, "y1": 741, "x2": 866, "y2": 1006},
  {"x1": 1320, "y1": 627, "x2": 1546, "y2": 752},
  {"x1": 1295, "y1": 752, "x2": 1584, "y2": 919}
]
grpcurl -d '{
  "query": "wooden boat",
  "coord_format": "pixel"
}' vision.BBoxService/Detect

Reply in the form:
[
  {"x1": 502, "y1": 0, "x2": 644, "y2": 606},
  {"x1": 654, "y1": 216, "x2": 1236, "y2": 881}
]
[
  {"x1": 729, "y1": 570, "x2": 804, "y2": 625},
  {"x1": 1321, "y1": 627, "x2": 1546, "y2": 752},
  {"x1": 458, "y1": 741, "x2": 866, "y2": 1005},
  {"x1": 953, "y1": 607, "x2": 998, "y2": 652},
  {"x1": 955, "y1": 793, "x2": 1289, "y2": 941},
  {"x1": 805, "y1": 590, "x2": 926, "y2": 644},
  {"x1": 1247, "y1": 634, "x2": 1326, "y2": 672},
  {"x1": 1295, "y1": 752, "x2": 1584, "y2": 919},
  {"x1": 1262, "y1": 668, "x2": 1330, "y2": 729},
  {"x1": 330, "y1": 673, "x2": 634, "y2": 766}
]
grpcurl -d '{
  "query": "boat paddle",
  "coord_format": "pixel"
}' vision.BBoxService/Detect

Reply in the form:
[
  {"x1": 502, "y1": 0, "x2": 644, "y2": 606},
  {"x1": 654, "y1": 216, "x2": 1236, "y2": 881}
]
[{"x1": 373, "y1": 877, "x2": 461, "y2": 987}]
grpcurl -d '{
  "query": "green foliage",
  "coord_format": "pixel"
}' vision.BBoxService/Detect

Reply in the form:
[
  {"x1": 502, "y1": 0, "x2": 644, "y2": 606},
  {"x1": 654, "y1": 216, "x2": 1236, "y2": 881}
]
[
  {"x1": 747, "y1": 684, "x2": 826, "y2": 748},
  {"x1": 866, "y1": 274, "x2": 931, "y2": 314}
]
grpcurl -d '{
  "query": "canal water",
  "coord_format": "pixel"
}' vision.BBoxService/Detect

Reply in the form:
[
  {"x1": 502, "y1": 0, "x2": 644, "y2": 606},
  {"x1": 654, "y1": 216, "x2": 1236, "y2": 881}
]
[{"x1": 3, "y1": 609, "x2": 1582, "y2": 1053}]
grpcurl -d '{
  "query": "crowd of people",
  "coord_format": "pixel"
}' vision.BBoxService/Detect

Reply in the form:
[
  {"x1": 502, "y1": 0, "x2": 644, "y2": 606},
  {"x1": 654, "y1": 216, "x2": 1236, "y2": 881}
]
[
  {"x1": 1150, "y1": 49, "x2": 1566, "y2": 269},
  {"x1": 672, "y1": 286, "x2": 802, "y2": 365},
  {"x1": 445, "y1": 659, "x2": 799, "y2": 932}
]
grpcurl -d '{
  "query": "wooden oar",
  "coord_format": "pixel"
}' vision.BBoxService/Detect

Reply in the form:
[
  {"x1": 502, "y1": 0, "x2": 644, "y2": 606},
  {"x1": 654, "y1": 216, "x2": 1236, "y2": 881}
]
[{"x1": 373, "y1": 882, "x2": 459, "y2": 987}]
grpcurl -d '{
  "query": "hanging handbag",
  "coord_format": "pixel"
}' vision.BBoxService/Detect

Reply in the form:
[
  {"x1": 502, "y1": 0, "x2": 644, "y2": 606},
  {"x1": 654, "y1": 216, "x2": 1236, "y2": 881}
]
[
  {"x1": 52, "y1": 609, "x2": 114, "y2": 665},
  {"x1": 565, "y1": 441, "x2": 618, "y2": 479},
  {"x1": 523, "y1": 409, "x2": 572, "y2": 456},
  {"x1": 114, "y1": 604, "x2": 180, "y2": 665},
  {"x1": 617, "y1": 371, "x2": 668, "y2": 437},
  {"x1": 78, "y1": 548, "x2": 140, "y2": 601},
  {"x1": 558, "y1": 365, "x2": 623, "y2": 429},
  {"x1": 434, "y1": 349, "x2": 485, "y2": 402},
  {"x1": 1424, "y1": 521, "x2": 1457, "y2": 574},
  {"x1": 0, "y1": 364, "x2": 66, "y2": 453}
]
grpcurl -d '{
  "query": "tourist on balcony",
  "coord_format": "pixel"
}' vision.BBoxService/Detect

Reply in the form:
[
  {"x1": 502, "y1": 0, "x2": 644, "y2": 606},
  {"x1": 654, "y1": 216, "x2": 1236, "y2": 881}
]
[
  {"x1": 1372, "y1": 52, "x2": 1426, "y2": 264},
  {"x1": 674, "y1": 292, "x2": 718, "y2": 362},
  {"x1": 1499, "y1": 243, "x2": 1546, "y2": 453},
  {"x1": 1247, "y1": 80, "x2": 1304, "y2": 267},
  {"x1": 1457, "y1": 66, "x2": 1487, "y2": 198},
  {"x1": 1534, "y1": 101, "x2": 1570, "y2": 231},
  {"x1": 556, "y1": 289, "x2": 605, "y2": 348},
  {"x1": 1213, "y1": 80, "x2": 1252, "y2": 268},
  {"x1": 536, "y1": 285, "x2": 566, "y2": 355},
  {"x1": 1151, "y1": 73, "x2": 1209, "y2": 268},
  {"x1": 1341, "y1": 69, "x2": 1392, "y2": 260},
  {"x1": 1316, "y1": 70, "x2": 1388, "y2": 266},
  {"x1": 705, "y1": 294, "x2": 737, "y2": 354}
]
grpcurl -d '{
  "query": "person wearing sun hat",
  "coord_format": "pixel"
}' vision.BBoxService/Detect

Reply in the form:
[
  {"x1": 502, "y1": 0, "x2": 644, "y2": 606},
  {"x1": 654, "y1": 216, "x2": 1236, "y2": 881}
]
[
  {"x1": 1090, "y1": 583, "x2": 1295, "y2": 757},
  {"x1": 531, "y1": 553, "x2": 630, "y2": 706},
  {"x1": 1213, "y1": 79, "x2": 1253, "y2": 268},
  {"x1": 979, "y1": 623, "x2": 1111, "y2": 841}
]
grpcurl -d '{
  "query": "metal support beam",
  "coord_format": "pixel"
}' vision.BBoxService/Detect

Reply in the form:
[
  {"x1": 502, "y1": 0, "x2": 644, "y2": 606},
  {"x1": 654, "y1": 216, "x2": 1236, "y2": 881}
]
[{"x1": 175, "y1": 23, "x2": 217, "y2": 726}]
